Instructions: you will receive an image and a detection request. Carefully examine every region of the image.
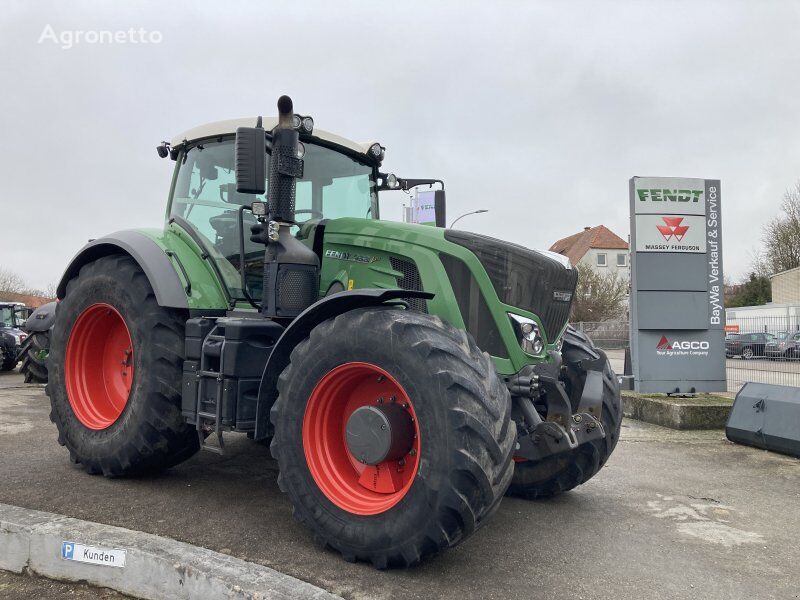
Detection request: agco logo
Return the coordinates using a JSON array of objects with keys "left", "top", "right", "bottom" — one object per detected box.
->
[
  {"left": 656, "top": 217, "right": 689, "bottom": 242},
  {"left": 656, "top": 335, "right": 710, "bottom": 356}
]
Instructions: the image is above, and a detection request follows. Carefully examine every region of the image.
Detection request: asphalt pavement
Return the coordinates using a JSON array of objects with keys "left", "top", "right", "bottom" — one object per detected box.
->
[{"left": 1, "top": 370, "right": 799, "bottom": 600}]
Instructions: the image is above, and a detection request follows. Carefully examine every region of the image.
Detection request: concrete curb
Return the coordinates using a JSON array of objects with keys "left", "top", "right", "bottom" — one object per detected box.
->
[
  {"left": 0, "top": 503, "right": 341, "bottom": 600},
  {"left": 622, "top": 392, "right": 732, "bottom": 429}
]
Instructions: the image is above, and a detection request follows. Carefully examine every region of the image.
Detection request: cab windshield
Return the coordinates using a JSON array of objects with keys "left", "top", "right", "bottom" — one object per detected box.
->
[
  {"left": 169, "top": 137, "right": 377, "bottom": 300},
  {"left": 0, "top": 307, "right": 15, "bottom": 328}
]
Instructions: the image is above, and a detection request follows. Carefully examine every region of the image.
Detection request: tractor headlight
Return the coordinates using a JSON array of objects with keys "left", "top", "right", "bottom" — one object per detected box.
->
[
  {"left": 508, "top": 314, "right": 545, "bottom": 355},
  {"left": 295, "top": 142, "right": 306, "bottom": 159},
  {"left": 300, "top": 116, "right": 314, "bottom": 134}
]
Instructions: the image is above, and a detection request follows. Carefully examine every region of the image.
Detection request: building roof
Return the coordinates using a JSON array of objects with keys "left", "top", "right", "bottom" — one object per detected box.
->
[
  {"left": 549, "top": 225, "right": 629, "bottom": 264},
  {"left": 171, "top": 117, "right": 373, "bottom": 156},
  {"left": 0, "top": 292, "right": 53, "bottom": 308},
  {"left": 769, "top": 265, "right": 800, "bottom": 280}
]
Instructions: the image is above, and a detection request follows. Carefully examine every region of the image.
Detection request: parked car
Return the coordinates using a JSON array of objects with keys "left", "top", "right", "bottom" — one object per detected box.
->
[
  {"left": 765, "top": 332, "right": 800, "bottom": 360},
  {"left": 725, "top": 332, "right": 776, "bottom": 359}
]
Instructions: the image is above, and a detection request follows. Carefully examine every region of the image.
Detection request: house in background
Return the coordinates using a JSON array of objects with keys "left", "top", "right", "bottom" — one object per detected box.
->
[
  {"left": 549, "top": 225, "right": 630, "bottom": 279},
  {"left": 0, "top": 292, "right": 53, "bottom": 308}
]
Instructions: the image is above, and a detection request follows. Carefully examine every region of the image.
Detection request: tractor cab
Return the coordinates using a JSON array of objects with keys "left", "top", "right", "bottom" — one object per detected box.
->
[
  {"left": 0, "top": 302, "right": 28, "bottom": 371},
  {"left": 165, "top": 117, "right": 443, "bottom": 304},
  {"left": 0, "top": 302, "right": 28, "bottom": 331}
]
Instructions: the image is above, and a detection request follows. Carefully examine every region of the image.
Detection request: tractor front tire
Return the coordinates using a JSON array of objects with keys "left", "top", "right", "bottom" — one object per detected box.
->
[
  {"left": 508, "top": 326, "right": 622, "bottom": 499},
  {"left": 19, "top": 332, "right": 49, "bottom": 383},
  {"left": 47, "top": 255, "right": 199, "bottom": 477},
  {"left": 270, "top": 307, "right": 516, "bottom": 568}
]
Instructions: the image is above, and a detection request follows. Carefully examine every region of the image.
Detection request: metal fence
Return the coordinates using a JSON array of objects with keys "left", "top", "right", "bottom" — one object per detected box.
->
[
  {"left": 572, "top": 321, "right": 629, "bottom": 350},
  {"left": 724, "top": 315, "right": 800, "bottom": 393},
  {"left": 573, "top": 317, "right": 800, "bottom": 393}
]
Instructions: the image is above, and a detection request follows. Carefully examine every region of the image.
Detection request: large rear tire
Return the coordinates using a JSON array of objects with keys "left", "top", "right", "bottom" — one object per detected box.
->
[
  {"left": 270, "top": 307, "right": 516, "bottom": 568},
  {"left": 47, "top": 255, "right": 199, "bottom": 476},
  {"left": 19, "top": 332, "right": 49, "bottom": 383},
  {"left": 508, "top": 326, "right": 622, "bottom": 499}
]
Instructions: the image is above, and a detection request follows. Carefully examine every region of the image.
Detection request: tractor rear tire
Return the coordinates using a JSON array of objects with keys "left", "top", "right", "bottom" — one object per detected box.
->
[
  {"left": 19, "top": 332, "right": 49, "bottom": 383},
  {"left": 270, "top": 307, "right": 516, "bottom": 568},
  {"left": 507, "top": 326, "right": 622, "bottom": 499},
  {"left": 47, "top": 255, "right": 199, "bottom": 477}
]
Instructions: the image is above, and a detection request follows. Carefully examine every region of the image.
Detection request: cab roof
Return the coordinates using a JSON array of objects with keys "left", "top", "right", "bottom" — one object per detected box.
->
[{"left": 171, "top": 117, "right": 374, "bottom": 157}]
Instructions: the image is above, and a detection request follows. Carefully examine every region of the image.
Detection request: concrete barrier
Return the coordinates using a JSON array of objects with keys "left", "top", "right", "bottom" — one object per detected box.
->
[
  {"left": 621, "top": 391, "right": 733, "bottom": 429},
  {"left": 0, "top": 503, "right": 340, "bottom": 600}
]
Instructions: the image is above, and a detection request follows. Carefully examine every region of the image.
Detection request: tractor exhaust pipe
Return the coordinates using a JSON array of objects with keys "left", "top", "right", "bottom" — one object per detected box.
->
[
  {"left": 260, "top": 95, "right": 320, "bottom": 319},
  {"left": 269, "top": 95, "right": 301, "bottom": 224}
]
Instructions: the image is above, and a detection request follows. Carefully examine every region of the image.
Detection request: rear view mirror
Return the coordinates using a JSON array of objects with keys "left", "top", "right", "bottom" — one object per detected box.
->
[
  {"left": 235, "top": 122, "right": 266, "bottom": 195},
  {"left": 434, "top": 190, "right": 446, "bottom": 228}
]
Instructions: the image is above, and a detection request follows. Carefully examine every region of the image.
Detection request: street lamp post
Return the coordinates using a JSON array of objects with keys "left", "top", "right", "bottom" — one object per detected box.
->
[{"left": 449, "top": 209, "right": 488, "bottom": 229}]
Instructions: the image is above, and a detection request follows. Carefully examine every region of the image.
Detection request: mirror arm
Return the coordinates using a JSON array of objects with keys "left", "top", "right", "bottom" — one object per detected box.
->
[{"left": 400, "top": 178, "right": 445, "bottom": 191}]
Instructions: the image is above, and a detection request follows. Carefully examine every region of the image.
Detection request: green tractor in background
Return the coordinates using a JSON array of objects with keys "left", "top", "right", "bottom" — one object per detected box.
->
[{"left": 47, "top": 96, "right": 621, "bottom": 568}]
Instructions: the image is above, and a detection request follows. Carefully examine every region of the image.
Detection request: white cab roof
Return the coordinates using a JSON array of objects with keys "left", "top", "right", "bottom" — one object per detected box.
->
[{"left": 171, "top": 117, "right": 373, "bottom": 156}]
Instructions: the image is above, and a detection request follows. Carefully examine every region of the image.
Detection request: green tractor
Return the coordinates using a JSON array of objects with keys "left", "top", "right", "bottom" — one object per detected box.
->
[{"left": 47, "top": 96, "right": 621, "bottom": 568}]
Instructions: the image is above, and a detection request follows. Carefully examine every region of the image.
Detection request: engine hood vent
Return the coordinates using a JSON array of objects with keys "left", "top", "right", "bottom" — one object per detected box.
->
[{"left": 444, "top": 230, "right": 577, "bottom": 342}]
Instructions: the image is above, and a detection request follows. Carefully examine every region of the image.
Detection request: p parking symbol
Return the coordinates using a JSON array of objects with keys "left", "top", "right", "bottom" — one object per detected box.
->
[{"left": 62, "top": 542, "right": 74, "bottom": 559}]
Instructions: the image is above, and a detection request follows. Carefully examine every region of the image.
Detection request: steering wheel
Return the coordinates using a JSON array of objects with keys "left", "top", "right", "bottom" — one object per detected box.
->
[{"left": 209, "top": 212, "right": 257, "bottom": 238}]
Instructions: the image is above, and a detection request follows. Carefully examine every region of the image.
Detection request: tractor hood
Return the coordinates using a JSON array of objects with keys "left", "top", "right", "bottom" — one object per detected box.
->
[{"left": 443, "top": 230, "right": 578, "bottom": 343}]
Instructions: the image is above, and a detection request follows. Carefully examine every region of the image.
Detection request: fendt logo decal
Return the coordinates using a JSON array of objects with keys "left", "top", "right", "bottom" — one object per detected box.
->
[
  {"left": 637, "top": 189, "right": 703, "bottom": 204},
  {"left": 656, "top": 217, "right": 689, "bottom": 242},
  {"left": 324, "top": 249, "right": 379, "bottom": 264},
  {"left": 656, "top": 335, "right": 710, "bottom": 357}
]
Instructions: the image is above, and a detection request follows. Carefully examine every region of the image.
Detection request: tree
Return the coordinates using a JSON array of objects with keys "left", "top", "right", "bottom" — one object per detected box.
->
[
  {"left": 570, "top": 262, "right": 628, "bottom": 322},
  {"left": 0, "top": 269, "right": 26, "bottom": 295},
  {"left": 725, "top": 272, "right": 771, "bottom": 308},
  {"left": 0, "top": 268, "right": 56, "bottom": 302},
  {"left": 760, "top": 181, "right": 800, "bottom": 275}
]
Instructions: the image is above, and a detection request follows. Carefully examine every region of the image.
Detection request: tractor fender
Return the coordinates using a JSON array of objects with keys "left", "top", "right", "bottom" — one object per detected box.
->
[
  {"left": 56, "top": 231, "right": 189, "bottom": 309},
  {"left": 24, "top": 301, "right": 57, "bottom": 332},
  {"left": 253, "top": 288, "right": 434, "bottom": 440}
]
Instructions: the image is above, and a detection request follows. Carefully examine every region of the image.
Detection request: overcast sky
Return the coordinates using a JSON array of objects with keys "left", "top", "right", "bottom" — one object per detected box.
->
[{"left": 1, "top": 0, "right": 799, "bottom": 291}]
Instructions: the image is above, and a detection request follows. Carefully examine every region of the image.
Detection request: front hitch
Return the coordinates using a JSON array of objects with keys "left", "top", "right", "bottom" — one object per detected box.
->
[{"left": 506, "top": 354, "right": 606, "bottom": 461}]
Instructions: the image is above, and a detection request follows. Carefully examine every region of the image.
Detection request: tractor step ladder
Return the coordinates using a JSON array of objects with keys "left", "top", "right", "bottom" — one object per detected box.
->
[{"left": 195, "top": 332, "right": 226, "bottom": 454}]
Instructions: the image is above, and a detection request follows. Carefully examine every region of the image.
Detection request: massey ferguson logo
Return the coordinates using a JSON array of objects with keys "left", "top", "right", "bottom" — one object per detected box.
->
[
  {"left": 642, "top": 215, "right": 702, "bottom": 252},
  {"left": 656, "top": 335, "right": 710, "bottom": 356},
  {"left": 656, "top": 217, "right": 689, "bottom": 242}
]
